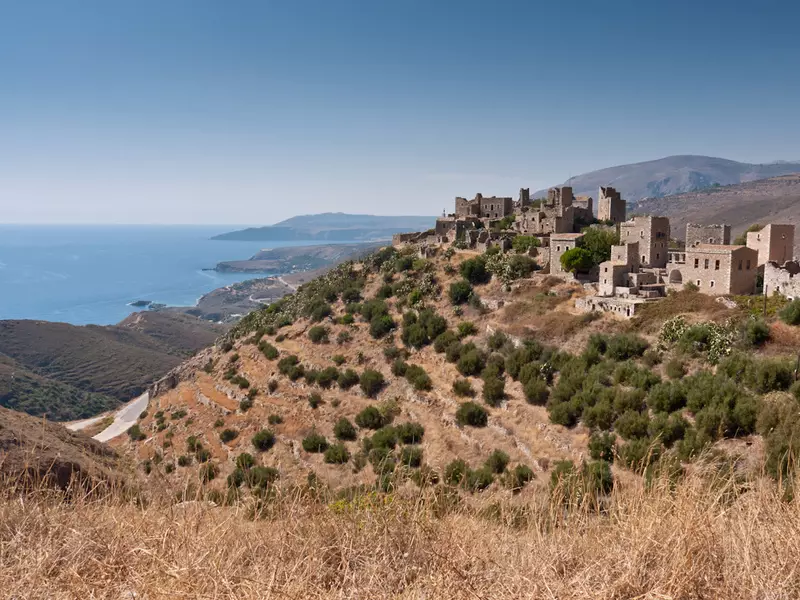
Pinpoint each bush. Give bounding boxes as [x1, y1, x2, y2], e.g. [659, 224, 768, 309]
[316, 366, 340, 389]
[560, 247, 593, 273]
[127, 424, 146, 441]
[404, 364, 433, 391]
[258, 341, 279, 360]
[396, 422, 424, 444]
[220, 428, 239, 443]
[247, 466, 280, 489]
[251, 429, 276, 451]
[456, 402, 488, 427]
[267, 414, 283, 425]
[177, 455, 192, 467]
[236, 452, 256, 470]
[239, 397, 253, 412]
[360, 370, 386, 398]
[457, 349, 486, 377]
[646, 382, 687, 413]
[302, 431, 329, 453]
[452, 379, 475, 397]
[268, 379, 278, 393]
[444, 459, 468, 485]
[484, 449, 510, 474]
[606, 334, 648, 360]
[457, 321, 478, 338]
[744, 318, 770, 347]
[332, 354, 346, 366]
[370, 427, 397, 450]
[355, 406, 385, 430]
[369, 315, 396, 339]
[665, 359, 685, 379]
[482, 376, 505, 407]
[779, 299, 800, 325]
[199, 463, 218, 483]
[523, 378, 549, 405]
[400, 446, 423, 468]
[338, 368, 360, 389]
[324, 443, 351, 464]
[460, 257, 491, 284]
[334, 417, 357, 441]
[588, 431, 616, 462]
[449, 280, 474, 305]
[648, 412, 688, 447]
[507, 464, 535, 491]
[337, 331, 352, 344]
[308, 326, 329, 344]
[433, 330, 459, 353]
[614, 410, 650, 440]
[308, 392, 323, 409]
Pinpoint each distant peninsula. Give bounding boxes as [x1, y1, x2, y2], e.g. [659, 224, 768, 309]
[211, 212, 436, 242]
[215, 242, 379, 274]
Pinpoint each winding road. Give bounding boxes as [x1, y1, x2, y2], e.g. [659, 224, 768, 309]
[66, 392, 150, 442]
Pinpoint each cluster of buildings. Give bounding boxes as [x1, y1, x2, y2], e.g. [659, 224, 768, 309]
[392, 184, 799, 318]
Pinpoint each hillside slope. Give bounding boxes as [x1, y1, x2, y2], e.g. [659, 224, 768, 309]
[534, 155, 800, 202]
[631, 173, 800, 243]
[0, 312, 224, 420]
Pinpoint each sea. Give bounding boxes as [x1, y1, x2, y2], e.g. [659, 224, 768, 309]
[0, 225, 331, 326]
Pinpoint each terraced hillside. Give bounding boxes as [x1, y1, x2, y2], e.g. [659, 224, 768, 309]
[117, 244, 800, 500]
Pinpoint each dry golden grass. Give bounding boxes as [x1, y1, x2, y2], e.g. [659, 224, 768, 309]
[3, 468, 800, 599]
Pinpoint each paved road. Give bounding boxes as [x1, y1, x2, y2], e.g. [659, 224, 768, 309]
[64, 392, 150, 442]
[94, 392, 150, 442]
[277, 276, 298, 291]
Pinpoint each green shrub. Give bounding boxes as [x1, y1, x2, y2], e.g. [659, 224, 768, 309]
[220, 428, 239, 443]
[369, 448, 396, 475]
[457, 349, 486, 377]
[334, 417, 357, 441]
[779, 299, 800, 326]
[370, 427, 397, 450]
[747, 358, 793, 393]
[665, 359, 685, 379]
[646, 381, 687, 413]
[127, 424, 146, 441]
[332, 354, 346, 366]
[302, 431, 329, 453]
[434, 330, 459, 353]
[400, 446, 423, 468]
[744, 318, 770, 347]
[482, 376, 505, 407]
[337, 331, 353, 344]
[456, 402, 488, 427]
[236, 452, 256, 470]
[199, 463, 218, 483]
[507, 464, 535, 491]
[177, 455, 192, 467]
[523, 378, 549, 405]
[460, 257, 491, 284]
[268, 414, 283, 425]
[485, 449, 510, 474]
[452, 379, 475, 397]
[401, 309, 448, 349]
[239, 397, 253, 412]
[171, 409, 187, 420]
[404, 364, 433, 391]
[355, 406, 385, 430]
[618, 439, 662, 471]
[444, 459, 468, 485]
[308, 325, 329, 344]
[268, 379, 278, 393]
[246, 466, 280, 489]
[457, 321, 478, 338]
[648, 412, 688, 447]
[195, 447, 211, 463]
[258, 341, 279, 360]
[338, 368, 360, 390]
[614, 410, 650, 440]
[308, 392, 323, 409]
[588, 431, 616, 462]
[251, 429, 276, 451]
[370, 315, 396, 339]
[360, 370, 386, 397]
[214, 418, 225, 428]
[606, 334, 648, 360]
[396, 422, 425, 444]
[324, 443, 351, 464]
[186, 435, 201, 452]
[560, 247, 593, 273]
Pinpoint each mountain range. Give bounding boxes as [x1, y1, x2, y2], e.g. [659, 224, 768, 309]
[212, 213, 436, 242]
[534, 155, 800, 203]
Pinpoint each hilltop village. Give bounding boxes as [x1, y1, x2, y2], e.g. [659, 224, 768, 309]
[393, 186, 799, 317]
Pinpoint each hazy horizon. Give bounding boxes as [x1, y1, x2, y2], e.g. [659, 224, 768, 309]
[2, 1, 799, 224]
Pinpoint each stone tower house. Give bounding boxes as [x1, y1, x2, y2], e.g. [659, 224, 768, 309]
[597, 186, 626, 223]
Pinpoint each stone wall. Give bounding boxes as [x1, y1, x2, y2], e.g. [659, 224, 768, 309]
[620, 216, 670, 268]
[764, 260, 800, 299]
[550, 233, 583, 277]
[686, 223, 730, 247]
[598, 186, 626, 223]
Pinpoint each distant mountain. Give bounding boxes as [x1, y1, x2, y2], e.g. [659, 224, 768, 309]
[534, 155, 800, 204]
[631, 173, 800, 246]
[0, 312, 224, 421]
[212, 213, 436, 242]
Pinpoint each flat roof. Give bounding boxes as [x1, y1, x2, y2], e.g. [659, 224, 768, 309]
[550, 232, 584, 239]
[693, 244, 748, 251]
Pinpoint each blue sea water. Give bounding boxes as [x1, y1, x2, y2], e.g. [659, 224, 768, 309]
[0, 225, 330, 326]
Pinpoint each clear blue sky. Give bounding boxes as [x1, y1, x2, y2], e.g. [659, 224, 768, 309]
[1, 0, 798, 224]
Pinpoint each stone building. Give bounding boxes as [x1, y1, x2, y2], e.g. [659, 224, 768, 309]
[619, 216, 670, 268]
[746, 224, 795, 266]
[513, 186, 593, 236]
[764, 260, 800, 299]
[455, 193, 513, 219]
[667, 244, 758, 296]
[686, 223, 730, 247]
[550, 232, 584, 277]
[598, 242, 641, 296]
[597, 186, 626, 224]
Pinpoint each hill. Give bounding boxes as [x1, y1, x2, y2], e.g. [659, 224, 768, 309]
[215, 242, 380, 273]
[631, 173, 800, 243]
[211, 213, 436, 242]
[0, 312, 224, 420]
[0, 405, 124, 490]
[110, 242, 800, 508]
[534, 155, 800, 203]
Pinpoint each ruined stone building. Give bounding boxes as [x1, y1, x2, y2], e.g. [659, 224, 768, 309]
[619, 216, 670, 268]
[765, 260, 800, 300]
[746, 224, 795, 266]
[455, 193, 513, 220]
[686, 223, 731, 247]
[597, 187, 626, 224]
[513, 186, 594, 236]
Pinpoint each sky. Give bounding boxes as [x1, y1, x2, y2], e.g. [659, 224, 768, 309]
[1, 0, 799, 224]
